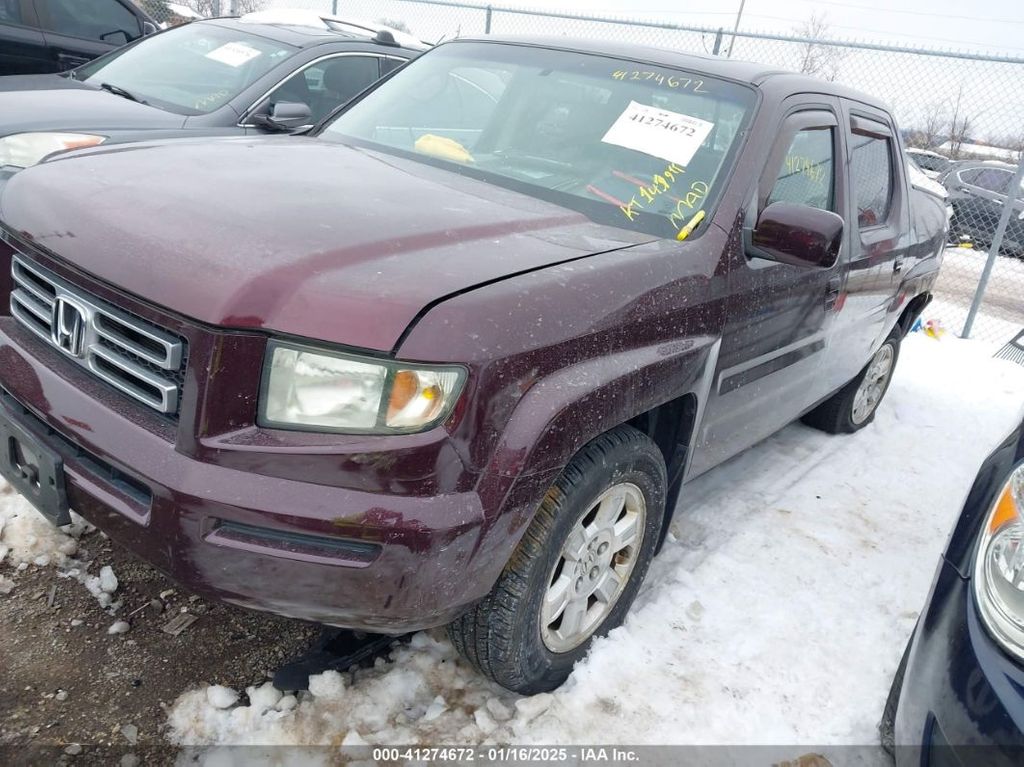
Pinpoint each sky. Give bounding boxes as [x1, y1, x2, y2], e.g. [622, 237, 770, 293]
[546, 0, 1024, 58]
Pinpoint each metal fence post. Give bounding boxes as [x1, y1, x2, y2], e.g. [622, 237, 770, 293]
[485, 5, 492, 33]
[962, 161, 1024, 338]
[333, 1, 339, 14]
[712, 28, 723, 55]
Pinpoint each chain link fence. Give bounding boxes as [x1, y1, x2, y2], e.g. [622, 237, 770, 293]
[141, 0, 1024, 348]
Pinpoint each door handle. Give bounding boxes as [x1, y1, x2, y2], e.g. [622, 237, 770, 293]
[893, 257, 905, 274]
[824, 277, 842, 311]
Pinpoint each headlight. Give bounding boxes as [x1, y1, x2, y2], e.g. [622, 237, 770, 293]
[973, 462, 1024, 660]
[0, 132, 106, 169]
[260, 341, 466, 434]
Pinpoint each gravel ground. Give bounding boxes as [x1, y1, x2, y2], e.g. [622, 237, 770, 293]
[0, 520, 317, 764]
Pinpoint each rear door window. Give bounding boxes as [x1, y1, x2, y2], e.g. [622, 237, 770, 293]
[973, 168, 1012, 194]
[36, 0, 141, 43]
[849, 129, 894, 227]
[767, 127, 835, 212]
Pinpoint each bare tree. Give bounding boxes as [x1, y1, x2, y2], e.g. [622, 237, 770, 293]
[947, 85, 972, 159]
[919, 102, 949, 150]
[180, 0, 266, 15]
[793, 13, 844, 82]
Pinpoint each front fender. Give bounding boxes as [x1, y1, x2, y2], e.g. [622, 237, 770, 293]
[457, 335, 720, 603]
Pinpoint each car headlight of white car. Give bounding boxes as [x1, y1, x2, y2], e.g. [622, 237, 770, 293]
[0, 132, 106, 170]
[973, 462, 1024, 660]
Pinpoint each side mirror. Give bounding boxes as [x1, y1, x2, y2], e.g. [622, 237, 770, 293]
[252, 101, 313, 132]
[100, 29, 131, 45]
[748, 201, 844, 268]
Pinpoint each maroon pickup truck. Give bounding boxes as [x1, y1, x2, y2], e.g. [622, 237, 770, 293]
[0, 37, 946, 693]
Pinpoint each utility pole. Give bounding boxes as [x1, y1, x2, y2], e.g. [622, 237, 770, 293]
[727, 0, 746, 58]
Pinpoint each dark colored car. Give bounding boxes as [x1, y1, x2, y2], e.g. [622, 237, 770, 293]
[882, 418, 1024, 766]
[0, 14, 423, 178]
[942, 160, 1024, 257]
[0, 37, 948, 693]
[0, 0, 156, 76]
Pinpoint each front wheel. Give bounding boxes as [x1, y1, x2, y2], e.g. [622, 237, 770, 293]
[803, 331, 900, 434]
[447, 425, 666, 694]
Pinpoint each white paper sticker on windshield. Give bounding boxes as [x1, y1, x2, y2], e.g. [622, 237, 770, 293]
[205, 42, 262, 68]
[601, 101, 714, 167]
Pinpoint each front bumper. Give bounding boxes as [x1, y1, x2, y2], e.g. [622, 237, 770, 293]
[895, 557, 1024, 767]
[0, 317, 494, 633]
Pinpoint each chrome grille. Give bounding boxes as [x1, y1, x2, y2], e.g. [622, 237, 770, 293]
[10, 256, 186, 415]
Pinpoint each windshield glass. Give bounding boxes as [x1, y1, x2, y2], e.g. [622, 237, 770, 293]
[76, 23, 295, 116]
[321, 42, 756, 239]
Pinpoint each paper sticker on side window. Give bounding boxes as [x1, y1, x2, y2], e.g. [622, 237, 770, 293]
[601, 101, 714, 168]
[205, 42, 263, 68]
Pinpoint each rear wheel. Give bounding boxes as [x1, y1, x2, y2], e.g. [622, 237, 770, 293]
[803, 331, 900, 434]
[448, 425, 666, 694]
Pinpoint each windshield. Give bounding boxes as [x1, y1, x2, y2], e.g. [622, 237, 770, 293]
[321, 42, 756, 239]
[75, 23, 296, 116]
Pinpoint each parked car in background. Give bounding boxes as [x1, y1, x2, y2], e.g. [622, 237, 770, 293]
[906, 154, 949, 203]
[941, 160, 1024, 257]
[0, 0, 156, 76]
[906, 147, 951, 179]
[0, 12, 423, 182]
[882, 417, 1024, 766]
[0, 37, 946, 693]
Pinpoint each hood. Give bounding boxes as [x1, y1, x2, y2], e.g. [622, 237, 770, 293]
[0, 137, 650, 352]
[0, 80, 185, 134]
[906, 160, 948, 200]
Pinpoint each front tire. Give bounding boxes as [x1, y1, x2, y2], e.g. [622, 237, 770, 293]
[448, 425, 666, 694]
[803, 331, 900, 434]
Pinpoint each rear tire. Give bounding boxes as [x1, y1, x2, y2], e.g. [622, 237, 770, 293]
[448, 425, 666, 694]
[803, 331, 900, 434]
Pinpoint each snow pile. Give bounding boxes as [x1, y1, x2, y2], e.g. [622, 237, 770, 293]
[169, 632, 521, 748]
[0, 485, 85, 567]
[0, 479, 119, 610]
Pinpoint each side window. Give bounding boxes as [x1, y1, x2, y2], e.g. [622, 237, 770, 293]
[767, 127, 835, 212]
[973, 169, 1012, 194]
[37, 0, 142, 43]
[263, 56, 379, 124]
[0, 0, 22, 24]
[849, 130, 894, 227]
[380, 57, 406, 76]
[958, 168, 981, 185]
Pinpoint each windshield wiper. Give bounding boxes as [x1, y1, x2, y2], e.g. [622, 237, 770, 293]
[99, 82, 147, 105]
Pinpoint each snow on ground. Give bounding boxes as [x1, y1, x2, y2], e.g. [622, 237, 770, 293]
[0, 488, 123, 611]
[164, 334, 1024, 756]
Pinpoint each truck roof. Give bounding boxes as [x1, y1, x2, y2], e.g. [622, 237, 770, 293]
[460, 36, 891, 113]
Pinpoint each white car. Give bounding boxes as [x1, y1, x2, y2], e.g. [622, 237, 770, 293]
[906, 147, 951, 179]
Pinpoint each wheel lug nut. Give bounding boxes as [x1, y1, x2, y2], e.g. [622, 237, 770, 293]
[598, 542, 609, 555]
